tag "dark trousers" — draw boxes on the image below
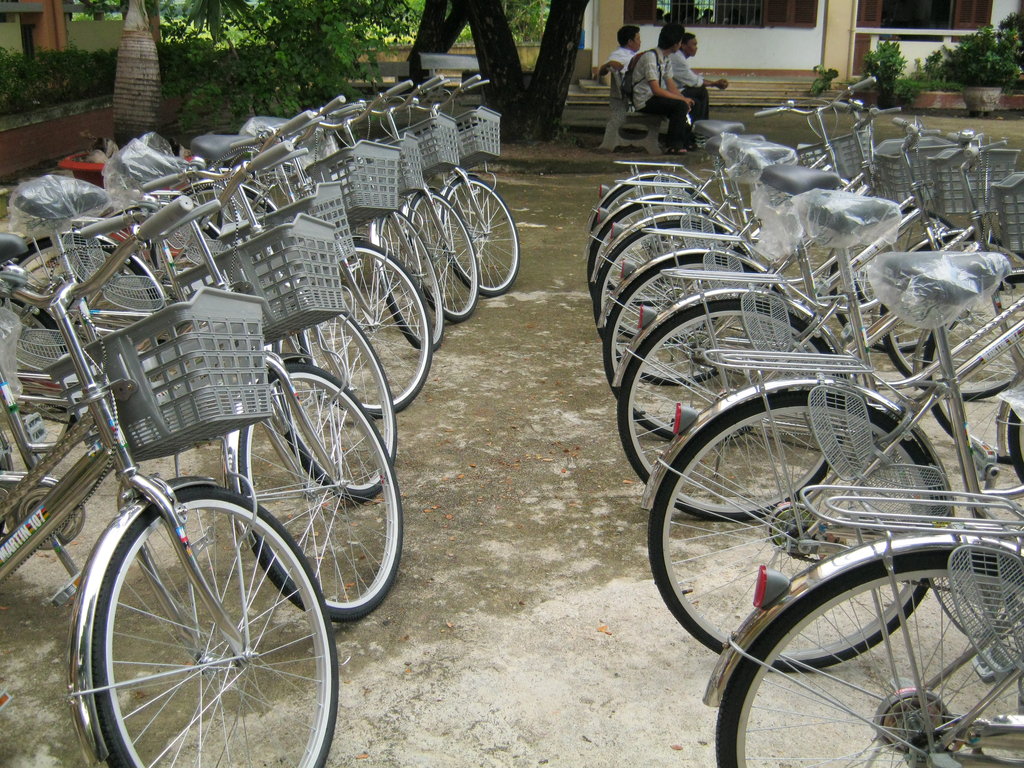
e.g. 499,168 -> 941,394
682,85 -> 710,123
639,96 -> 692,151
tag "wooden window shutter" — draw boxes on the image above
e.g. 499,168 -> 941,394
953,0 -> 993,28
857,0 -> 883,27
764,0 -> 818,26
851,33 -> 872,74
624,0 -> 658,23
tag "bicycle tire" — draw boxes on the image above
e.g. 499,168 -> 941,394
306,311 -> 398,460
370,210 -> 446,351
715,548 -> 1014,767
236,362 -> 403,621
615,296 -> 834,482
648,387 -> 939,653
444,176 -> 521,297
345,243 -> 433,411
90,485 -> 338,768
406,190 -> 480,323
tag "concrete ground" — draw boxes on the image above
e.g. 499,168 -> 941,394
4,104 -> 1024,767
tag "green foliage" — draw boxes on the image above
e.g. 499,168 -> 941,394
892,77 -> 923,103
0,47 -> 116,115
809,64 -> 838,96
998,12 -> 1024,70
503,0 -> 548,43
159,0 -> 414,131
941,25 -> 1020,88
862,40 -> 906,100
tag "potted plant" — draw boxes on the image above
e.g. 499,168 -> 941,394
862,40 -> 907,108
942,26 -> 1021,115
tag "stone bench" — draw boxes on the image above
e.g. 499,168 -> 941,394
417,53 -> 481,79
598,71 -> 665,155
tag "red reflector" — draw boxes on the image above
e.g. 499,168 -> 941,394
673,402 -> 682,434
753,565 -> 768,608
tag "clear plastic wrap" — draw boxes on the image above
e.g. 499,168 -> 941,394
103,135 -> 189,207
999,384 -> 1024,416
0,306 -> 22,399
751,182 -> 803,261
792,189 -> 902,250
240,116 -> 288,137
718,133 -> 798,183
867,251 -> 1011,330
9,175 -> 110,237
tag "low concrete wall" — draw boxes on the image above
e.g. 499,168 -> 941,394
0,97 -> 181,180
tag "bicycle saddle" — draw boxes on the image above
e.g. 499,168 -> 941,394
867,250 -> 1011,330
693,120 -> 745,140
10,175 -> 111,232
0,233 -> 28,262
190,134 -> 248,165
795,188 -> 901,247
759,165 -> 842,196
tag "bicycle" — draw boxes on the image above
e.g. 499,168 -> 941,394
0,201 -> 338,767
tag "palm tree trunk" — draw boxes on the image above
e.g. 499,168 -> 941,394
113,0 -> 161,145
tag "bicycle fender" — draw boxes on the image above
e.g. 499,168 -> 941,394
67,500 -> 150,765
702,533 -> 1023,707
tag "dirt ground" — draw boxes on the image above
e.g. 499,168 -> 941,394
4,105 -> 1024,767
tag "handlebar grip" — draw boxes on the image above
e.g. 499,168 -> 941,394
420,74 -> 448,91
892,116 -> 910,127
78,211 -> 140,239
141,171 -> 188,193
462,73 -> 483,87
136,196 -> 196,241
321,94 -> 347,115
848,76 -> 876,91
277,109 -> 319,137
246,141 -> 296,174
384,79 -> 414,98
327,102 -> 365,120
754,107 -> 783,117
872,106 -> 902,115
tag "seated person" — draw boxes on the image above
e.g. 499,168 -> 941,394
630,23 -> 696,154
670,32 -> 728,123
598,25 -> 641,77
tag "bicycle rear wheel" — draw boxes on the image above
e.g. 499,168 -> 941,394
90,485 -> 338,768
716,549 -> 1017,767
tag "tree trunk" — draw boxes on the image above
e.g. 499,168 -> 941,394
408,0 -> 467,82
113,0 -> 162,145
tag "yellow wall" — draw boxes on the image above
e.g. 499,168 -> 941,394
0,21 -> 19,53
67,19 -> 122,51
823,0 -> 856,78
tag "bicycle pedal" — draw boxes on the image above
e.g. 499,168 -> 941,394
0,689 -> 10,712
23,412 -> 47,443
49,579 -> 78,607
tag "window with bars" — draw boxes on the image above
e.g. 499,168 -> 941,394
625,0 -> 816,26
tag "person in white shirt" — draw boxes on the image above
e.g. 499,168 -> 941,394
598,25 -> 641,77
670,32 -> 728,123
631,23 -> 695,154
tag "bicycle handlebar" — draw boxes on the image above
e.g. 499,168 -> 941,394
135,195 -> 195,241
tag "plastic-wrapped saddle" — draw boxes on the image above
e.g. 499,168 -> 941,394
103,133 -> 189,207
10,175 -> 110,237
792,188 -> 902,250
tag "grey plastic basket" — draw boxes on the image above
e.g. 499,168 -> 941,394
255,183 -> 357,260
796,132 -> 866,180
928,146 -> 1019,217
455,107 -> 501,168
218,213 -> 346,342
871,136 -> 954,204
311,140 -> 402,227
398,134 -> 426,193
993,171 -> 1024,254
48,287 -> 272,462
405,113 -> 461,176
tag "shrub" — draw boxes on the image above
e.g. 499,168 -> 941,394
0,47 -> 116,115
810,64 -> 838,96
862,40 -> 906,106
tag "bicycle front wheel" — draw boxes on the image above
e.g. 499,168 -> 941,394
89,485 -> 338,768
237,362 -> 403,621
444,176 -> 520,297
716,548 -> 1017,767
